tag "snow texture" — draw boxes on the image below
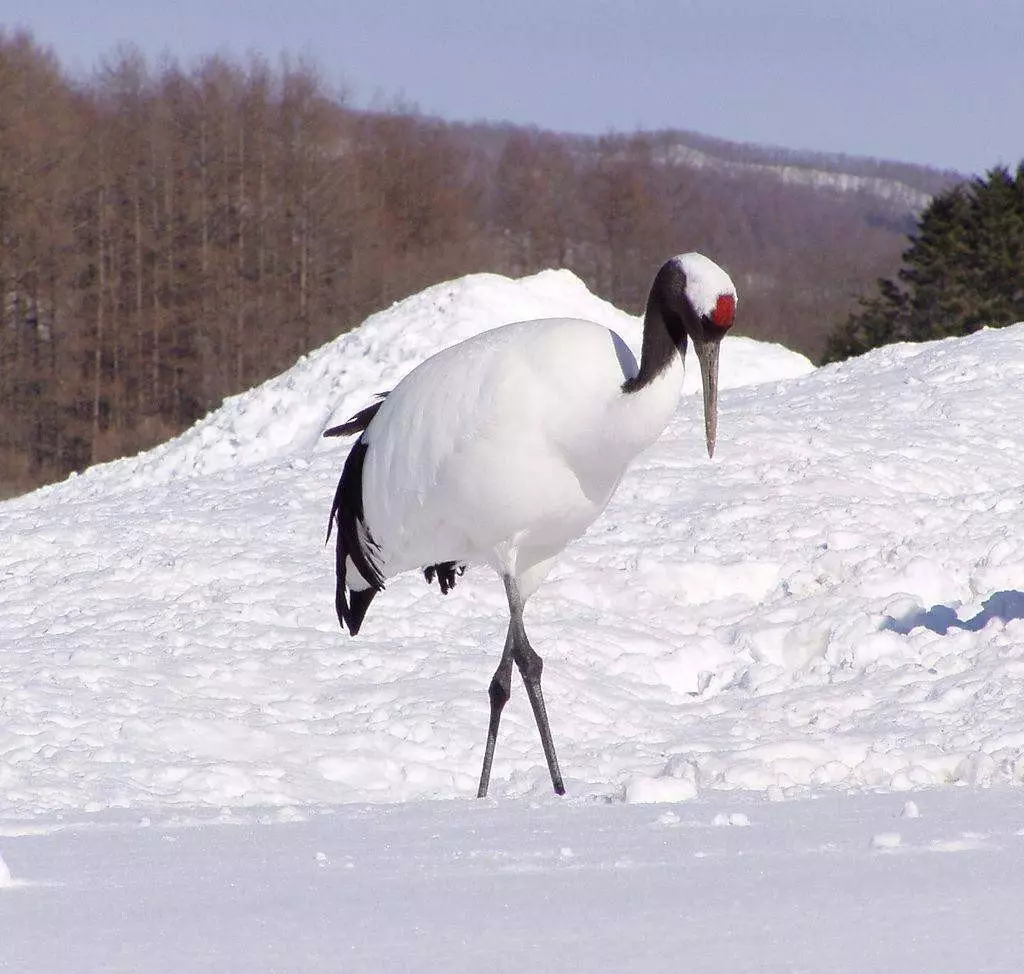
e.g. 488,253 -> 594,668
2,266 -> 1024,971
0,266 -> 817,816
3,269 -> 1024,812
3,792 -> 1024,973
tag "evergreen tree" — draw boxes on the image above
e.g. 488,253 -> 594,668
824,164 -> 1024,362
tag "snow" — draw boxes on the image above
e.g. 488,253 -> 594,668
659,142 -> 934,210
3,793 -> 1024,972
2,265 -> 1023,970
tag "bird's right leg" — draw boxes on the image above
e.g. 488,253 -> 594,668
476,626 -> 514,799
503,574 -> 566,797
509,620 -> 566,797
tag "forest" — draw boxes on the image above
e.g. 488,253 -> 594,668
0,30 -> 951,495
824,164 -> 1024,362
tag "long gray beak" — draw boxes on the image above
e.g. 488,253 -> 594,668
693,339 -> 721,458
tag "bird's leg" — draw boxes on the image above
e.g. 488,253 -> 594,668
510,619 -> 566,796
504,576 -> 566,797
476,627 -> 514,799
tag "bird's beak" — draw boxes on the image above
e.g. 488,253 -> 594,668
693,338 -> 720,458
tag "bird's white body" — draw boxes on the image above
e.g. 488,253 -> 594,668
327,252 -> 737,797
356,317 -> 685,598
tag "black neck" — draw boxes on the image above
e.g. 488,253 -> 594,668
622,268 -> 688,394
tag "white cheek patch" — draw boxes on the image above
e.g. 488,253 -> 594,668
675,252 -> 737,319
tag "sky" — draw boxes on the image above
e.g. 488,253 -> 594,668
4,0 -> 1022,176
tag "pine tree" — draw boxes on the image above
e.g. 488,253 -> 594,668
823,164 -> 1024,362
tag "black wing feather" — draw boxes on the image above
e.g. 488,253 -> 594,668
323,393 -> 388,438
326,392 -> 469,634
325,396 -> 389,636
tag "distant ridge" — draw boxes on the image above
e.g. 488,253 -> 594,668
657,142 -> 934,211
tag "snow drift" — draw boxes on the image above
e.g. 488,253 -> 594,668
2,266 -> 1024,820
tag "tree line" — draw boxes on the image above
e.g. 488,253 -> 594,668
1,30 -> 916,496
824,164 -> 1024,361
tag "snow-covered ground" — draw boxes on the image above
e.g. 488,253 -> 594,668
4,791 -> 1024,973
2,267 -> 1023,970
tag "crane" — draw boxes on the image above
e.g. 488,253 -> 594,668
325,253 -> 736,797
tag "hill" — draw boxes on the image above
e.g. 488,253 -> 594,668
3,267 -> 1021,814
3,270 -> 1023,972
0,32 -> 964,495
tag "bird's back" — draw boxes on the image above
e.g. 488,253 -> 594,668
360,316 -> 642,580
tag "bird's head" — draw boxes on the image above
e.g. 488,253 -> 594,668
653,253 -> 737,458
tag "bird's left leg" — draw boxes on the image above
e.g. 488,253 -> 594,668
504,575 -> 566,796
477,627 -> 514,799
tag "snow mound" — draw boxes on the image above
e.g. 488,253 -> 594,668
52,268 -> 811,494
4,263 -> 1024,817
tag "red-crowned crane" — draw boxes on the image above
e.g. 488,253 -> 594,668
325,253 -> 737,797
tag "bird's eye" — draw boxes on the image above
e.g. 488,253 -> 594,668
711,294 -> 735,329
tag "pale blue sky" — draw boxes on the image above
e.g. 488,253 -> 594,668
4,0 -> 1022,175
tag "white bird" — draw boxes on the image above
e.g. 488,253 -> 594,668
325,253 -> 737,797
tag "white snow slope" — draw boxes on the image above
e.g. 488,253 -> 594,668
3,267 -> 1024,972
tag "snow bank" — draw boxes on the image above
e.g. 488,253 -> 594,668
2,264 -> 1024,817
45,268 -> 811,493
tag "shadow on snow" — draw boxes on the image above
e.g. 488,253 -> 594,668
882,589 -> 1024,635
